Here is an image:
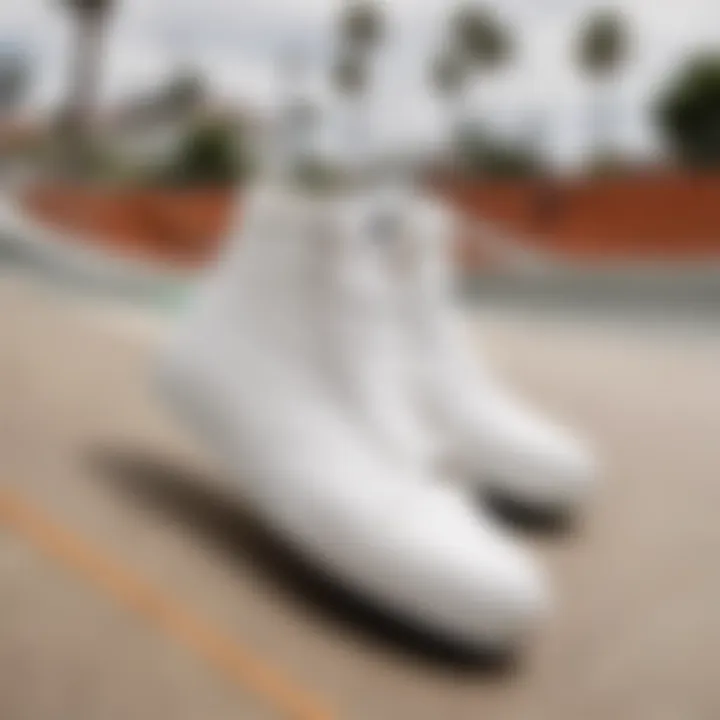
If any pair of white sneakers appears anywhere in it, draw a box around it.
[157,182,596,653]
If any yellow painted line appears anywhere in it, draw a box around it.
[0,487,336,720]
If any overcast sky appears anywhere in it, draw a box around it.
[2,0,720,167]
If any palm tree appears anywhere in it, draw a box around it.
[338,0,384,56]
[59,0,115,157]
[430,49,469,100]
[453,3,512,72]
[333,1,385,102]
[332,1,385,176]
[576,9,629,165]
[431,3,513,167]
[332,48,368,98]
[429,49,469,167]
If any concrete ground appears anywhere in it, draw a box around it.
[1,274,719,720]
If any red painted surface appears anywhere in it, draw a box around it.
[22,185,235,269]
[443,173,720,265]
[21,172,720,271]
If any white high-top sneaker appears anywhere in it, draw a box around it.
[314,191,437,474]
[157,184,549,650]
[379,187,596,515]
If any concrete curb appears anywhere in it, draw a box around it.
[0,195,193,309]
[463,263,720,315]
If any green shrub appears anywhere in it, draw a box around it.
[655,53,720,168]
[455,126,542,178]
[166,121,250,186]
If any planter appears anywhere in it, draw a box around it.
[22,184,236,270]
[440,172,720,268]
